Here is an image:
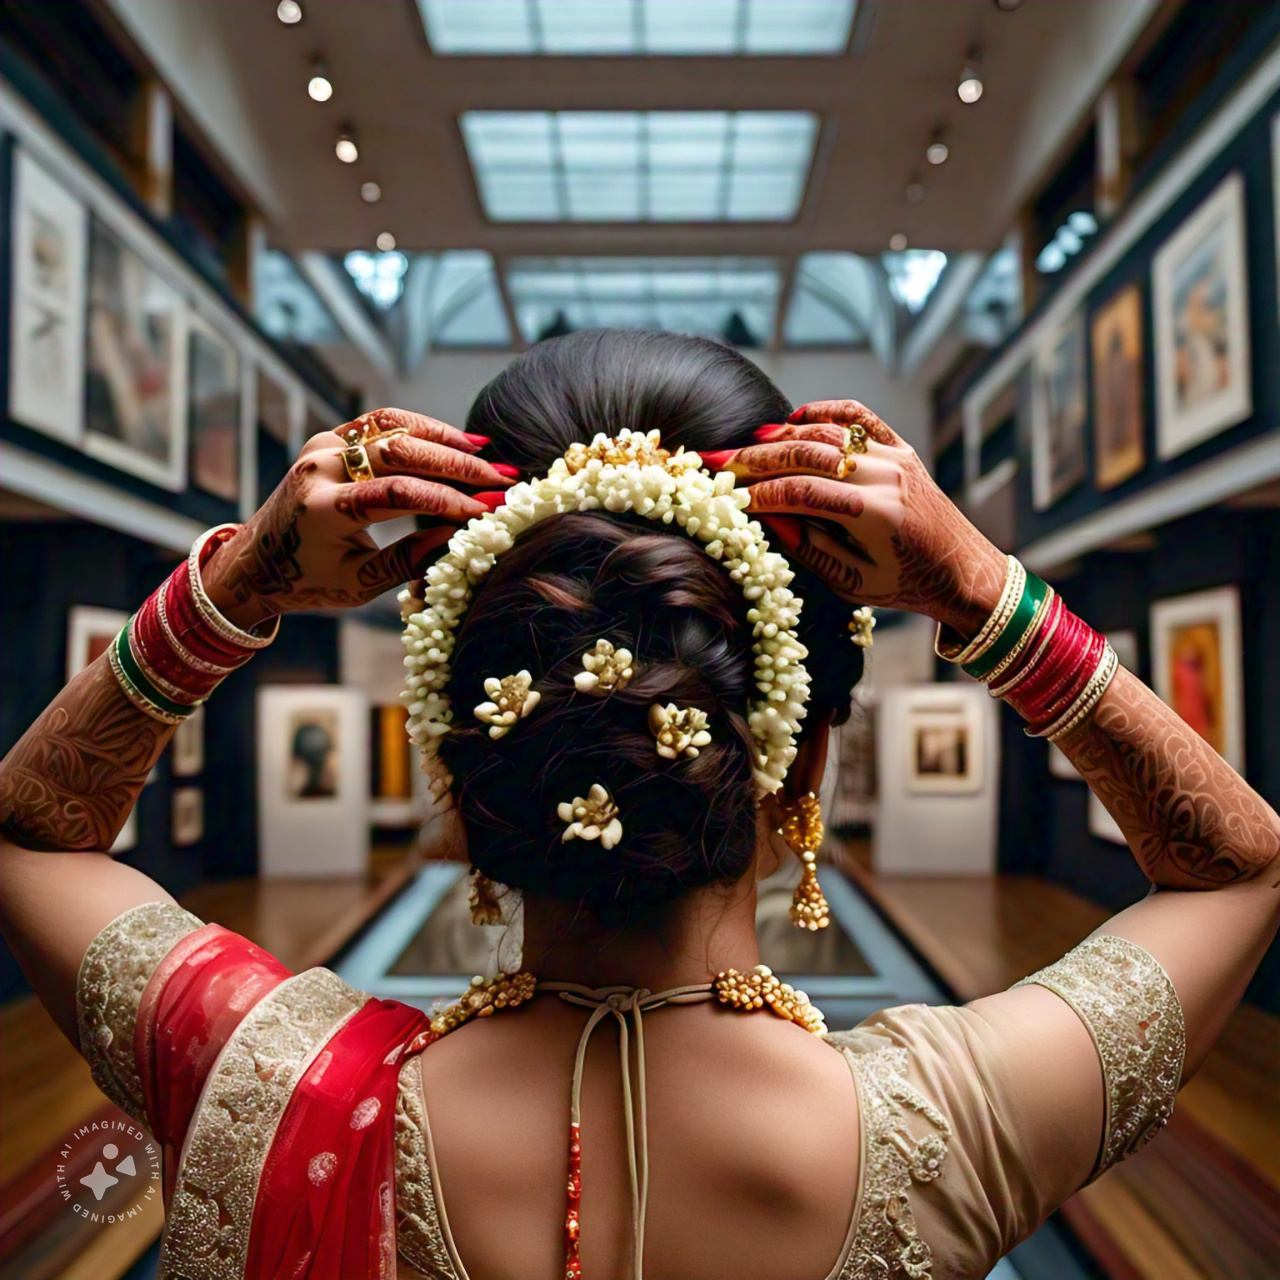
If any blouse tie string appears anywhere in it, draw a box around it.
[541,982,716,1280]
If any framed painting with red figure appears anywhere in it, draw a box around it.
[1151,586,1244,772]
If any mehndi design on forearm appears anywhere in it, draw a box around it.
[0,660,173,851]
[1058,667,1280,889]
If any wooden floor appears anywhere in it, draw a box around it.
[833,839,1280,1280]
[0,845,416,1280]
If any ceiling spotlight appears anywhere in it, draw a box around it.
[335,132,358,164]
[926,140,949,166]
[361,181,382,204]
[889,233,909,252]
[276,0,302,23]
[307,61,333,102]
[905,181,926,204]
[376,231,397,252]
[958,72,983,103]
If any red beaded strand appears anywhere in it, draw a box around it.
[564,1121,583,1280]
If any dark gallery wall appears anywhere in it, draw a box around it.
[0,521,341,1001]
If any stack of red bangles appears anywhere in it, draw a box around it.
[107,524,278,724]
[936,554,1119,740]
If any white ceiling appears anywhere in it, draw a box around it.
[104,0,1161,258]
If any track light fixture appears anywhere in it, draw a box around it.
[376,231,397,252]
[335,130,358,164]
[277,1,302,23]
[307,60,333,102]
[958,49,983,103]
[926,135,949,166]
[906,180,926,204]
[361,181,382,204]
[889,233,909,251]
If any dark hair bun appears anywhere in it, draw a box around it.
[440,514,759,925]
[445,329,864,924]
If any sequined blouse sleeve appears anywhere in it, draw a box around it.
[1014,933,1185,1179]
[75,900,205,1124]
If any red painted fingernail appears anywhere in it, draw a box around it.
[763,515,802,552]
[463,432,491,447]
[474,491,508,511]
[699,449,737,471]
[490,463,520,478]
[786,406,810,423]
[754,424,787,440]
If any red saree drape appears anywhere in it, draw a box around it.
[132,922,434,1279]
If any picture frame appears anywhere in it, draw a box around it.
[1150,586,1244,772]
[1090,283,1146,491]
[172,704,205,777]
[8,147,88,444]
[905,689,985,796]
[1272,112,1280,326]
[1152,171,1252,460]
[66,605,128,682]
[188,312,242,504]
[83,215,189,491]
[1031,311,1088,510]
[172,787,204,846]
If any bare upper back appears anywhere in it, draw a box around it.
[417,995,861,1280]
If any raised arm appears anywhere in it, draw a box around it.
[0,409,506,1042]
[727,399,1278,1198]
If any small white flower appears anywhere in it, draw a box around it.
[648,703,712,759]
[557,783,623,849]
[473,670,541,740]
[573,639,635,695]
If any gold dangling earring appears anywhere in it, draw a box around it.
[468,868,503,927]
[778,792,830,931]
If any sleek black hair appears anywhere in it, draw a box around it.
[440,330,863,924]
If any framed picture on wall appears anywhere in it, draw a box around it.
[188,313,242,503]
[7,147,88,444]
[1150,586,1244,772]
[172,704,205,777]
[1272,112,1280,325]
[1031,312,1088,510]
[905,692,984,796]
[83,216,188,491]
[1152,171,1252,459]
[1090,284,1146,490]
[66,605,128,682]
[172,787,204,845]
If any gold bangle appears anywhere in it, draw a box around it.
[936,555,1023,666]
[107,641,192,725]
[985,586,1056,687]
[156,581,240,675]
[1029,645,1119,741]
[989,604,1063,698]
[188,527,280,650]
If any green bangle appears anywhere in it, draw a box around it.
[114,622,198,720]
[963,570,1051,682]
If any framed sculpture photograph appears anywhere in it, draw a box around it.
[257,686,369,878]
[1031,312,1088,510]
[1153,172,1251,459]
[1151,586,1244,772]
[66,605,128,682]
[906,694,984,796]
[83,216,188,490]
[1090,283,1146,490]
[188,314,242,503]
[7,148,88,444]
[172,705,205,777]
[172,787,204,845]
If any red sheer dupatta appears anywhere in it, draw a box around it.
[77,902,433,1280]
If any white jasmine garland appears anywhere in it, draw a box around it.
[399,429,811,799]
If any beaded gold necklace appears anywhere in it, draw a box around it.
[427,964,826,1280]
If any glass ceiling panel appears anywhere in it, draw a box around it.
[419,0,855,55]
[256,250,343,344]
[882,249,949,314]
[783,252,874,347]
[463,110,817,222]
[507,256,779,344]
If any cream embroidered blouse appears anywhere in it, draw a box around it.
[77,905,1185,1280]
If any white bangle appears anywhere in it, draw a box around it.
[188,526,280,650]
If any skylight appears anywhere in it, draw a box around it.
[506,256,779,344]
[882,249,948,313]
[783,253,873,346]
[345,250,410,309]
[462,111,818,222]
[419,0,855,56]
[257,250,343,344]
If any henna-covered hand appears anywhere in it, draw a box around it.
[0,662,171,851]
[725,401,1007,637]
[201,408,508,626]
[1057,667,1280,890]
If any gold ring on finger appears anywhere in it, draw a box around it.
[364,426,409,445]
[837,425,869,478]
[342,442,376,483]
